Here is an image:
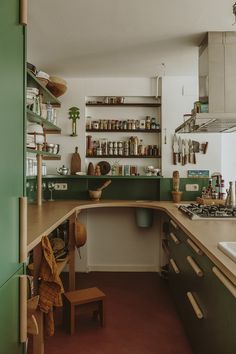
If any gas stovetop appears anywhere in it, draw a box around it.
[178,203,236,220]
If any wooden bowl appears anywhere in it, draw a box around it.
[47,76,67,97]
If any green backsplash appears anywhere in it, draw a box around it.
[26,175,208,202]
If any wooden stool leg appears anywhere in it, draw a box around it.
[70,304,75,335]
[98,300,105,327]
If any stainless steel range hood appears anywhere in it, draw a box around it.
[175,32,236,133]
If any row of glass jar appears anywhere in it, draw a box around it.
[86,116,160,131]
[86,137,160,156]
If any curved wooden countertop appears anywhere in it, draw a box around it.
[27,200,236,285]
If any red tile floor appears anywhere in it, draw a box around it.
[35,272,193,354]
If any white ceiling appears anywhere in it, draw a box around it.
[27,0,236,77]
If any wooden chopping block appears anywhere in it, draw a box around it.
[196,197,225,205]
[71,147,81,174]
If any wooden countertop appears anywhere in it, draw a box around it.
[27,200,236,285]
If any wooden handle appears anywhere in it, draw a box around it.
[187,238,203,256]
[187,292,203,319]
[98,179,112,191]
[203,142,208,154]
[20,275,27,342]
[20,0,27,25]
[173,153,177,165]
[187,256,203,277]
[170,258,180,274]
[169,219,178,229]
[20,197,27,263]
[170,232,180,245]
[36,144,42,206]
[212,267,236,298]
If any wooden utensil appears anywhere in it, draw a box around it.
[97,179,112,191]
[87,162,95,175]
[71,146,81,174]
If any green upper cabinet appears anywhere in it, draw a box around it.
[0,0,25,286]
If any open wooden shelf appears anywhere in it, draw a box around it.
[27,109,61,134]
[86,103,161,107]
[27,70,61,107]
[86,128,161,133]
[26,148,61,160]
[86,155,161,159]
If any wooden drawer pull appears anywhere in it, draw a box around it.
[170,258,180,274]
[170,219,178,229]
[187,238,203,256]
[20,0,28,25]
[20,275,27,343]
[170,232,180,245]
[212,266,236,298]
[187,292,204,319]
[20,197,27,263]
[187,256,203,277]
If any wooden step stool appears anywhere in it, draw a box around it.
[63,287,106,335]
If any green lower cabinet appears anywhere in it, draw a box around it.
[0,267,25,354]
[168,220,236,354]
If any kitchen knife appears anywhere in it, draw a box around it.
[178,136,182,163]
[182,139,186,165]
[173,134,178,165]
[184,139,189,165]
[188,139,192,163]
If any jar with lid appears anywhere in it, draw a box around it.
[151,117,157,130]
[93,121,99,130]
[145,116,151,130]
[123,120,127,130]
[46,102,53,122]
[108,120,112,130]
[86,116,92,130]
[131,120,136,130]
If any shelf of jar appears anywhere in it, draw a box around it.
[86,155,161,159]
[27,148,61,160]
[86,103,161,107]
[27,109,61,134]
[86,129,161,133]
[27,69,61,107]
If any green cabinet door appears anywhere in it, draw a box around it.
[0,267,24,354]
[0,0,25,286]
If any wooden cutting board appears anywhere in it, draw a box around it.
[71,146,81,174]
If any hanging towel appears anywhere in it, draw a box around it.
[39,236,64,336]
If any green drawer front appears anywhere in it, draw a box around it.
[0,267,24,354]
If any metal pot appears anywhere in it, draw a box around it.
[57,165,69,175]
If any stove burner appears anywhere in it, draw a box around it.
[178,203,236,220]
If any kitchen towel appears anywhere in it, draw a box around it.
[39,236,64,336]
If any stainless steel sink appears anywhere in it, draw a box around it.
[218,242,236,263]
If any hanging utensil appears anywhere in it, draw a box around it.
[173,134,178,165]
[178,136,182,163]
[182,139,186,165]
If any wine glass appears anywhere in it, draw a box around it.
[42,182,47,202]
[48,182,55,201]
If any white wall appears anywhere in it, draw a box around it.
[161,76,222,177]
[221,134,236,187]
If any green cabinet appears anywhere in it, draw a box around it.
[167,220,236,354]
[0,1,25,354]
[0,0,25,285]
[0,267,24,354]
